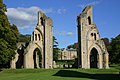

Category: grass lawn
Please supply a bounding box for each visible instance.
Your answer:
[0,65,120,80]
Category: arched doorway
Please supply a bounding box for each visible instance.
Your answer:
[16,45,24,68]
[90,48,98,68]
[33,48,42,68]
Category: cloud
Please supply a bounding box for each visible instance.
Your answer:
[53,29,75,37]
[60,40,68,44]
[6,6,67,31]
[6,6,40,30]
[66,32,74,36]
[77,0,102,9]
[43,8,55,13]
[57,9,66,14]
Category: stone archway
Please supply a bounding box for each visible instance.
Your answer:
[33,48,42,68]
[90,48,98,68]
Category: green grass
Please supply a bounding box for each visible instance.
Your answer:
[56,60,75,65]
[0,65,120,80]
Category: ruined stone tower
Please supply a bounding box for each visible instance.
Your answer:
[11,11,53,69]
[77,5,109,69]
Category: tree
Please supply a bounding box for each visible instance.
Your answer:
[53,36,59,61]
[67,43,78,49]
[0,0,7,14]
[109,34,120,64]
[0,0,19,68]
[101,38,110,51]
[18,34,31,43]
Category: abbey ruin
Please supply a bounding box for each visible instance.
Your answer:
[11,11,53,69]
[10,5,109,69]
[77,5,109,69]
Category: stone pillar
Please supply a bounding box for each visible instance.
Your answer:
[10,59,16,69]
[23,53,27,68]
[10,53,18,69]
[87,54,90,69]
[98,54,103,69]
[36,52,39,68]
[104,53,109,69]
[53,61,56,68]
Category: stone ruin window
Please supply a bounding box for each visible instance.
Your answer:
[91,33,96,40]
[35,34,37,41]
[38,34,40,41]
[40,17,44,25]
[91,33,94,40]
[91,33,93,36]
[94,33,96,40]
[88,16,91,25]
[32,32,34,41]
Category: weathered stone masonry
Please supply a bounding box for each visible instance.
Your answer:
[11,11,53,69]
[10,5,109,69]
[77,5,109,69]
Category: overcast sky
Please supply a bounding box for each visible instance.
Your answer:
[4,0,120,48]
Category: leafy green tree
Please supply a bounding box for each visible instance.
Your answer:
[101,38,110,51]
[18,34,31,43]
[67,43,78,49]
[53,36,59,61]
[0,0,19,68]
[0,0,7,14]
[109,34,120,64]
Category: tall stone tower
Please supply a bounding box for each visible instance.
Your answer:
[24,11,53,69]
[11,11,53,69]
[77,5,109,69]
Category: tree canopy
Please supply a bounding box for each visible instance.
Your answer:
[109,34,120,64]
[53,36,59,61]
[0,0,19,68]
[67,43,78,49]
[18,34,31,43]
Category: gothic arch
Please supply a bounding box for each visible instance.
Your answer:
[88,44,103,68]
[36,27,44,40]
[32,27,44,42]
[90,48,98,68]
[24,42,43,68]
[33,48,42,68]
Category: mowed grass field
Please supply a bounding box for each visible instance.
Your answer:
[0,65,120,80]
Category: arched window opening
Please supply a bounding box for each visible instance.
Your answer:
[91,33,94,40]
[16,45,24,68]
[40,17,44,25]
[33,32,34,41]
[88,16,91,25]
[38,34,40,41]
[91,33,93,36]
[35,34,37,41]
[94,33,96,40]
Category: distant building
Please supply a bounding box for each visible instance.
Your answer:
[58,48,77,60]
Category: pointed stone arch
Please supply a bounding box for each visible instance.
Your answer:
[88,44,103,69]
[90,48,98,68]
[33,48,42,68]
[24,43,44,68]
